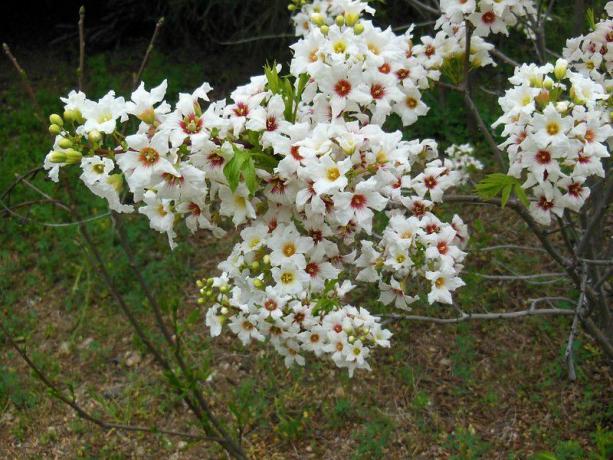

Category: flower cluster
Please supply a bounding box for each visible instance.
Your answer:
[445,143,484,185]
[493,58,612,225]
[43,0,470,375]
[563,5,612,85]
[440,0,536,38]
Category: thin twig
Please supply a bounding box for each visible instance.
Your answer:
[383,308,575,324]
[132,17,165,90]
[2,43,44,127]
[490,48,520,67]
[0,318,220,443]
[473,244,547,253]
[78,6,85,91]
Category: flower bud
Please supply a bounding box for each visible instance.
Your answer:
[107,174,124,192]
[554,59,568,80]
[219,285,229,294]
[310,13,324,26]
[335,15,345,27]
[88,130,102,144]
[353,23,364,35]
[48,150,67,163]
[197,298,205,304]
[320,24,329,34]
[555,101,570,113]
[253,279,264,289]
[49,114,63,126]
[543,77,554,90]
[250,261,260,271]
[64,148,83,164]
[287,4,296,11]
[64,109,83,123]
[207,278,214,286]
[49,124,62,135]
[206,289,213,297]
[220,306,229,315]
[345,12,359,26]
[58,137,72,149]
[263,255,271,265]
[196,280,204,288]
[535,89,550,106]
[348,335,355,344]
[138,108,155,125]
[529,74,543,88]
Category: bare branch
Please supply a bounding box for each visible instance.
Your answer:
[473,244,547,253]
[78,6,85,91]
[383,307,575,324]
[133,17,165,90]
[2,43,44,127]
[0,318,220,443]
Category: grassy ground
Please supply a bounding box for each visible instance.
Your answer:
[1,42,612,460]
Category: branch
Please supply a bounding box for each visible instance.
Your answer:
[78,6,85,91]
[490,48,520,67]
[0,318,220,443]
[473,244,547,253]
[383,307,575,324]
[2,43,44,128]
[132,17,165,90]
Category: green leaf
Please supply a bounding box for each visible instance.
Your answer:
[475,173,528,208]
[530,453,558,460]
[242,156,257,195]
[223,146,248,192]
[264,62,281,94]
[373,210,389,234]
[514,184,530,207]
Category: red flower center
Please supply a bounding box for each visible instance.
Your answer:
[370,84,385,100]
[535,150,551,164]
[264,299,278,311]
[207,153,225,168]
[378,63,391,74]
[334,79,352,97]
[233,102,249,117]
[538,196,554,210]
[568,182,582,197]
[179,113,202,134]
[290,145,303,161]
[482,11,496,24]
[351,194,367,209]
[162,172,184,186]
[266,116,278,132]
[437,241,448,255]
[396,68,410,80]
[188,202,201,216]
[424,176,437,189]
[139,147,159,165]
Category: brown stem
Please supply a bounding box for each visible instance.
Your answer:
[0,318,221,443]
[78,6,86,91]
[2,43,45,128]
[133,17,165,90]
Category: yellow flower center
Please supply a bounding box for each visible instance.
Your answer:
[546,122,559,135]
[283,243,296,257]
[281,272,295,284]
[435,277,445,288]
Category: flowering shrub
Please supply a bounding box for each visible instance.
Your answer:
[493,58,611,224]
[41,0,612,376]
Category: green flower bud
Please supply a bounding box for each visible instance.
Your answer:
[253,279,264,289]
[554,58,568,80]
[64,109,83,123]
[335,15,345,27]
[287,4,296,11]
[64,148,83,164]
[311,12,324,26]
[348,335,355,344]
[106,174,124,192]
[207,278,214,286]
[543,77,554,90]
[250,261,260,271]
[220,306,229,315]
[219,285,229,294]
[196,280,204,288]
[206,289,213,297]
[345,12,359,26]
[49,124,61,135]
[353,23,364,35]
[58,137,72,149]
[88,130,102,144]
[197,298,205,304]
[49,114,63,126]
[263,255,271,265]
[320,24,329,34]
[49,151,67,163]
